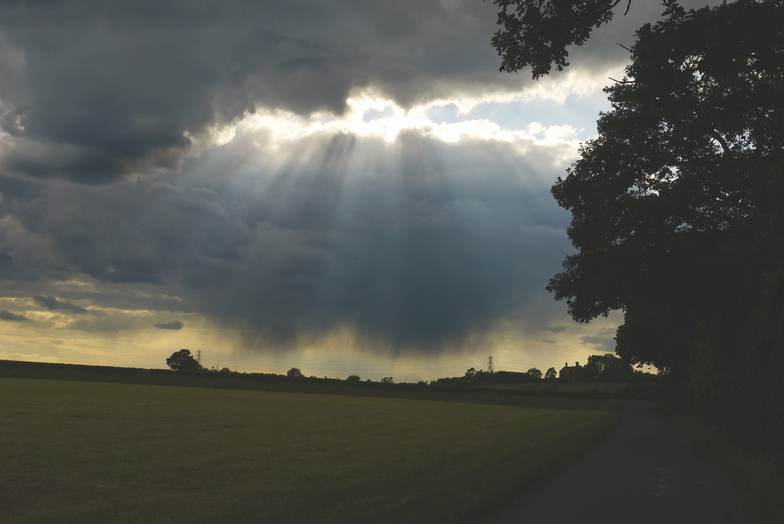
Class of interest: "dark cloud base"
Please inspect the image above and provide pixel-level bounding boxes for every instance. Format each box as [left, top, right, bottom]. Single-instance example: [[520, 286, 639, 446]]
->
[[0, 129, 572, 352], [154, 321, 183, 330], [32, 295, 88, 314], [0, 309, 27, 321]]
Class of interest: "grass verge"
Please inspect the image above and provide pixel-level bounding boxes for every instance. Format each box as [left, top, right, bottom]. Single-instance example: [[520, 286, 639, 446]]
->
[[1, 377, 621, 524], [677, 414, 784, 524]]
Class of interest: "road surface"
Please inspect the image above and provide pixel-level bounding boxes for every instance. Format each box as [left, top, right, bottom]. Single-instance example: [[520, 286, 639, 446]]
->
[[489, 402, 747, 524]]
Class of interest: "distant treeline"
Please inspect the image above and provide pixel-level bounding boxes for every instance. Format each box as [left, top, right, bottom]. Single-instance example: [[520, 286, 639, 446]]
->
[[431, 354, 659, 388], [0, 359, 659, 402], [431, 370, 657, 388]]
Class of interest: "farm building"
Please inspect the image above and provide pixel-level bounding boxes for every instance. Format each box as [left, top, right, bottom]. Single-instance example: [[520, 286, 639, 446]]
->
[[559, 362, 583, 380]]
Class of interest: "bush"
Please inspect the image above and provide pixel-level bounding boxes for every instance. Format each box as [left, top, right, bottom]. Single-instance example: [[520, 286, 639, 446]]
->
[[286, 368, 303, 378], [166, 350, 202, 372]]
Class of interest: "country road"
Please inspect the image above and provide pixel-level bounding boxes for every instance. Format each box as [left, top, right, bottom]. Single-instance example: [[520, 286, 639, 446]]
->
[[489, 402, 747, 524]]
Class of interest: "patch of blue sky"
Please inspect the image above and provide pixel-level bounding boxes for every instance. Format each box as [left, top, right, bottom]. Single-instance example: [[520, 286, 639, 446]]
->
[[425, 90, 612, 142], [363, 106, 395, 122], [423, 103, 462, 125]]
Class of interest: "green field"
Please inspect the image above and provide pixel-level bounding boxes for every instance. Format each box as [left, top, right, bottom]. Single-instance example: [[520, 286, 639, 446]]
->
[[484, 381, 631, 393], [1, 378, 620, 524]]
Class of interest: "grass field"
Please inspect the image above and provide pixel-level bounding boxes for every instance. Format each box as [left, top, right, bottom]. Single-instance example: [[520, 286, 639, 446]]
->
[[1, 377, 620, 524], [484, 381, 631, 393]]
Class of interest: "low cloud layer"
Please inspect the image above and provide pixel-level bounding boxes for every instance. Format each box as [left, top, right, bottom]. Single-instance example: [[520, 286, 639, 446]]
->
[[0, 309, 26, 321], [32, 295, 88, 314], [155, 321, 184, 330]]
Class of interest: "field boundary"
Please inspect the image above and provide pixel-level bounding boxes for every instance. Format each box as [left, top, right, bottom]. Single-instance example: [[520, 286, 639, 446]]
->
[[0, 359, 657, 405]]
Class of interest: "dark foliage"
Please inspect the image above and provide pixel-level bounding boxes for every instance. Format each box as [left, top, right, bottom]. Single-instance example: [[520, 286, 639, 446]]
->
[[166, 349, 202, 372], [287, 367, 304, 378], [542, 0, 784, 460], [433, 369, 542, 387], [548, 0, 784, 363], [582, 354, 633, 381], [489, 0, 651, 78]]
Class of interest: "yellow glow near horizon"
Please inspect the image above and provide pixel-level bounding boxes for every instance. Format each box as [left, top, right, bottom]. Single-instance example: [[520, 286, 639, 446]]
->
[[0, 297, 624, 382]]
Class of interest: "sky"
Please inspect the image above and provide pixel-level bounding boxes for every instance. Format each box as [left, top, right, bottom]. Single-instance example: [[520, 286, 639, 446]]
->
[[0, 0, 714, 381]]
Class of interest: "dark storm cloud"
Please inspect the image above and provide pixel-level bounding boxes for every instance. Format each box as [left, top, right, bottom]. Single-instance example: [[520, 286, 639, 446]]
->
[[67, 314, 155, 333], [0, 0, 496, 180], [0, 124, 574, 350], [180, 131, 573, 350], [154, 321, 183, 330], [0, 309, 26, 321], [0, 0, 693, 183], [580, 333, 616, 353], [32, 295, 88, 313]]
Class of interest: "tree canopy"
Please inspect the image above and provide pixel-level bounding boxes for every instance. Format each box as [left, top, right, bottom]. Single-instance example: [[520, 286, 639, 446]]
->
[[583, 353, 633, 379], [488, 0, 783, 461], [546, 0, 784, 371], [287, 367, 304, 378], [166, 349, 202, 372], [488, 0, 655, 78]]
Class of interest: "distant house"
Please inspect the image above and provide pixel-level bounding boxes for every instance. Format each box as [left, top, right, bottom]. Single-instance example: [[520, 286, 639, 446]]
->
[[559, 362, 583, 380]]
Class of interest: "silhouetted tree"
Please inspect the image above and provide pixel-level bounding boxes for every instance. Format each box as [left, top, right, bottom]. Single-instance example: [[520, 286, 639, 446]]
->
[[346, 374, 361, 382], [380, 377, 394, 384], [587, 354, 632, 378], [547, 0, 784, 371], [490, 0, 784, 461], [526, 367, 543, 379], [488, 0, 657, 78], [287, 367, 303, 378], [545, 367, 557, 380], [166, 349, 202, 372], [582, 361, 600, 381]]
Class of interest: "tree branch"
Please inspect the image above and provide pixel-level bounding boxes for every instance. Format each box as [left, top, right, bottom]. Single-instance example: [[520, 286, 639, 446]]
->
[[708, 129, 731, 153], [610, 0, 633, 16]]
